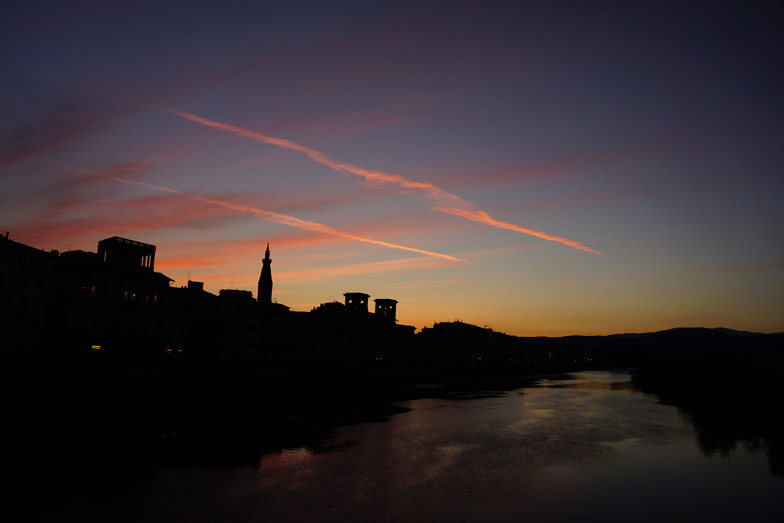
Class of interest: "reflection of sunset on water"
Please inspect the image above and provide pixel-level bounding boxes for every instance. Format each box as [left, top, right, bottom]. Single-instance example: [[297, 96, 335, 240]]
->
[[126, 371, 783, 521]]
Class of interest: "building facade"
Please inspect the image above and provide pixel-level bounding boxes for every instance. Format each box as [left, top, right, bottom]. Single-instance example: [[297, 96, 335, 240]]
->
[[1, 236, 418, 364], [45, 237, 172, 358], [0, 233, 56, 356]]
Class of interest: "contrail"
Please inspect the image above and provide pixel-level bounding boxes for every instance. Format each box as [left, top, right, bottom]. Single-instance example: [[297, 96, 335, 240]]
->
[[70, 168, 463, 262], [161, 107, 601, 254], [30, 70, 599, 253]]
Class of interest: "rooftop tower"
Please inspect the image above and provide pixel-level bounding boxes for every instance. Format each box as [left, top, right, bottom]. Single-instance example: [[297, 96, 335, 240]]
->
[[258, 243, 272, 304], [97, 236, 155, 270]]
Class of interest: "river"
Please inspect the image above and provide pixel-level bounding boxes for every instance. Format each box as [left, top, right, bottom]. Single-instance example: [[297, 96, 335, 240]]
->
[[53, 370, 784, 521]]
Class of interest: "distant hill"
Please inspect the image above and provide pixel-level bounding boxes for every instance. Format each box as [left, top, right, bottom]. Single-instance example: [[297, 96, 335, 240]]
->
[[526, 327, 784, 357], [613, 327, 750, 354], [610, 327, 764, 339]]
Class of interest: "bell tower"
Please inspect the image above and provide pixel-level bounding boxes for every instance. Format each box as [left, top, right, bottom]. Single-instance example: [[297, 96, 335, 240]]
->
[[344, 292, 370, 312], [374, 298, 397, 323], [258, 243, 273, 305]]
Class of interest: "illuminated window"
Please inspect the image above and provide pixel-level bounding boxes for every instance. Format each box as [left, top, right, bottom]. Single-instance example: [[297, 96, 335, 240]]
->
[[91, 345, 102, 350]]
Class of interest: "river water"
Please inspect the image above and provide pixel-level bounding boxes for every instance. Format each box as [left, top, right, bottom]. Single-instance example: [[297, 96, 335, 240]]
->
[[88, 370, 784, 521]]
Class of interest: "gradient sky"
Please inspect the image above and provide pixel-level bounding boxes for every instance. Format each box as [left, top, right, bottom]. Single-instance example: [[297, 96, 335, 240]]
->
[[2, 1, 782, 336]]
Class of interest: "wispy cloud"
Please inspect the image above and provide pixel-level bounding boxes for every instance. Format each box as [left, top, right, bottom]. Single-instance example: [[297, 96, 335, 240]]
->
[[69, 167, 463, 262], [155, 236, 337, 272], [14, 191, 232, 247], [0, 99, 99, 168], [557, 262, 784, 288], [10, 162, 238, 246], [559, 279, 630, 287], [24, 72, 599, 254], [154, 233, 377, 278], [645, 263, 784, 277], [381, 278, 466, 289], [276, 256, 455, 281], [0, 81, 150, 169], [456, 244, 547, 259], [160, 108, 602, 254]]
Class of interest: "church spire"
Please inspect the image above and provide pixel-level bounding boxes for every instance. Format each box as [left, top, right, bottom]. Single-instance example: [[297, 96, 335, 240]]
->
[[258, 242, 272, 305]]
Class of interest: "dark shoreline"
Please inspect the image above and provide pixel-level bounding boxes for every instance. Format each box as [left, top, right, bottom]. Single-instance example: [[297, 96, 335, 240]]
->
[[1, 359, 590, 520]]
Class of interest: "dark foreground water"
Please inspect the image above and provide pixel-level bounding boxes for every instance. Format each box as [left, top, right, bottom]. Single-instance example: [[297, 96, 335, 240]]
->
[[54, 370, 784, 522]]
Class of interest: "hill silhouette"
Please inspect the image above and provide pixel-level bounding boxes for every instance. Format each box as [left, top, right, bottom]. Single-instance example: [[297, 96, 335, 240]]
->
[[531, 327, 783, 360]]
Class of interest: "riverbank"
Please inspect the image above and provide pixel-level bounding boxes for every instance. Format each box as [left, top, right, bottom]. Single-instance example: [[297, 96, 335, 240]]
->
[[632, 351, 784, 480], [1, 358, 587, 520]]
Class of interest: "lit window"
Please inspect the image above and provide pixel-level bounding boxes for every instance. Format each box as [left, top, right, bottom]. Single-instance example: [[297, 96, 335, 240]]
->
[[91, 345, 102, 350]]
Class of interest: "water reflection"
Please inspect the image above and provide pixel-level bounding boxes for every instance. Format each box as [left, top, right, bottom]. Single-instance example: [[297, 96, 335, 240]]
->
[[19, 370, 784, 521], [227, 370, 779, 522], [688, 406, 784, 480]]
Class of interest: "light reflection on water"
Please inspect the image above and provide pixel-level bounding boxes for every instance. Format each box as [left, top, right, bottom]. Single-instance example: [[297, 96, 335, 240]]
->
[[125, 370, 783, 522]]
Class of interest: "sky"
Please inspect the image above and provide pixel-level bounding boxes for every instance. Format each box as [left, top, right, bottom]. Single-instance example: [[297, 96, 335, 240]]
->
[[2, 0, 783, 336]]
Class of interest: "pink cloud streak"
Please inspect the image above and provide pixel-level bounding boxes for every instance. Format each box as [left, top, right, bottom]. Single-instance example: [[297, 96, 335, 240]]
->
[[69, 167, 463, 262], [276, 256, 455, 281], [160, 108, 602, 254], [12, 182, 232, 248], [382, 278, 466, 289]]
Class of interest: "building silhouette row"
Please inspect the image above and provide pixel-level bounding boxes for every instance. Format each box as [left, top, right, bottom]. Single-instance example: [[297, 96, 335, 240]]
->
[[1, 233, 545, 365]]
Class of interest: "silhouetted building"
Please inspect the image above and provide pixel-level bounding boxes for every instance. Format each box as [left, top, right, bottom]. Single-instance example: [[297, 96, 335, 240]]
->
[[258, 243, 273, 305], [258, 292, 414, 364], [167, 280, 220, 358], [218, 289, 260, 360], [46, 236, 172, 358], [97, 236, 155, 268], [309, 293, 414, 364], [1, 234, 417, 364], [0, 232, 57, 355], [415, 321, 543, 364], [344, 292, 369, 313], [258, 309, 311, 363], [374, 298, 397, 323]]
